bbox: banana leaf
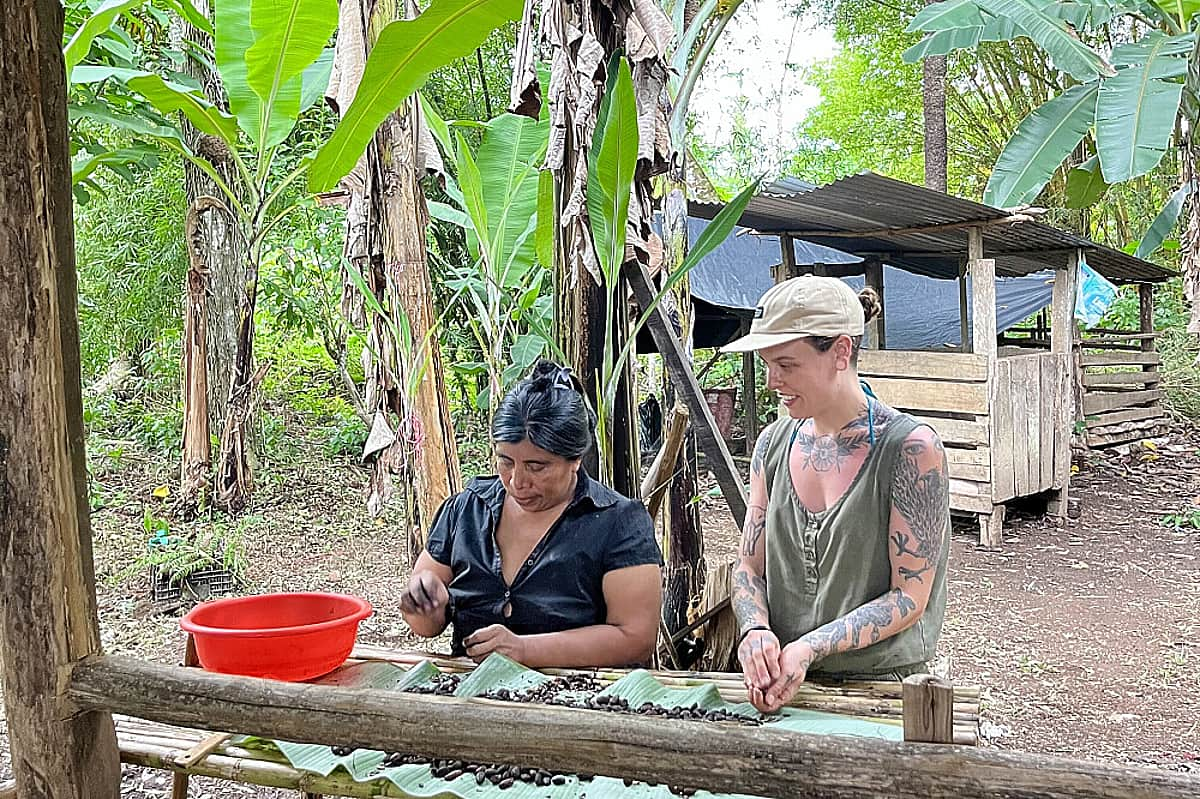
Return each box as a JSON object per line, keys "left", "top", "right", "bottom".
{"left": 124, "top": 73, "right": 240, "bottom": 142}
{"left": 905, "top": 0, "right": 987, "bottom": 32}
{"left": 250, "top": 654, "right": 902, "bottom": 799}
{"left": 64, "top": 0, "right": 146, "bottom": 72}
{"left": 587, "top": 56, "right": 639, "bottom": 285}
{"left": 244, "top": 0, "right": 338, "bottom": 146}
{"left": 1064, "top": 155, "right": 1109, "bottom": 209}
{"left": 1135, "top": 181, "right": 1193, "bottom": 258}
{"left": 1096, "top": 31, "right": 1194, "bottom": 184}
{"left": 983, "top": 83, "right": 1097, "bottom": 208}
{"left": 973, "top": 0, "right": 1114, "bottom": 81}
{"left": 902, "top": 17, "right": 1018, "bottom": 61}
{"left": 308, "top": 0, "right": 524, "bottom": 193}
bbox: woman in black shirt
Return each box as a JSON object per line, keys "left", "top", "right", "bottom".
{"left": 399, "top": 361, "right": 663, "bottom": 667}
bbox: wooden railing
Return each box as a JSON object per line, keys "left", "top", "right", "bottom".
{"left": 1076, "top": 330, "right": 1167, "bottom": 447}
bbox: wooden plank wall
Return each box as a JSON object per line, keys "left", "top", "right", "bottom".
{"left": 989, "top": 352, "right": 1068, "bottom": 502}
{"left": 1077, "top": 330, "right": 1168, "bottom": 447}
{"left": 857, "top": 350, "right": 992, "bottom": 514}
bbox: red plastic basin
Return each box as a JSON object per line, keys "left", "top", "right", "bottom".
{"left": 180, "top": 592, "right": 372, "bottom": 681}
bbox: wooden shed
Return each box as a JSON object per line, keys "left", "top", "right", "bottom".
{"left": 692, "top": 174, "right": 1174, "bottom": 546}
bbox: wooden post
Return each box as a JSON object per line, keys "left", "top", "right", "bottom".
{"left": 778, "top": 234, "right": 799, "bottom": 280}
{"left": 740, "top": 317, "right": 759, "bottom": 449}
{"left": 626, "top": 263, "right": 748, "bottom": 528}
{"left": 865, "top": 258, "right": 886, "bottom": 349}
{"left": 0, "top": 1, "right": 121, "bottom": 794}
{"left": 1047, "top": 250, "right": 1081, "bottom": 518}
{"left": 70, "top": 655, "right": 1200, "bottom": 799}
{"left": 969, "top": 228, "right": 1004, "bottom": 547}
{"left": 902, "top": 674, "right": 955, "bottom": 744}
{"left": 1140, "top": 282, "right": 1156, "bottom": 366}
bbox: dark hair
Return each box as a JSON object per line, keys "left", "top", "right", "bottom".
{"left": 809, "top": 287, "right": 882, "bottom": 366}
{"left": 491, "top": 360, "right": 595, "bottom": 460}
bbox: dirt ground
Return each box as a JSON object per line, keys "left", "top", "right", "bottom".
{"left": 1, "top": 424, "right": 1198, "bottom": 795}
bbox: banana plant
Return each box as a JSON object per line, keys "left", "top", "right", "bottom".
{"left": 68, "top": 0, "right": 523, "bottom": 509}
{"left": 904, "top": 1, "right": 1194, "bottom": 229}
{"left": 419, "top": 93, "right": 556, "bottom": 415}
{"left": 587, "top": 55, "right": 759, "bottom": 484}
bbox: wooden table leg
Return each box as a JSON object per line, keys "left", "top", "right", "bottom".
{"left": 171, "top": 634, "right": 201, "bottom": 799}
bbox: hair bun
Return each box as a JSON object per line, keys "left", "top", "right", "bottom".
{"left": 858, "top": 287, "right": 882, "bottom": 323}
{"left": 527, "top": 360, "right": 578, "bottom": 394}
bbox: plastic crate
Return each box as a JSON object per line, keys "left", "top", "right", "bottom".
{"left": 152, "top": 564, "right": 236, "bottom": 604}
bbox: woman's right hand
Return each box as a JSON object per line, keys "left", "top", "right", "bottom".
{"left": 738, "top": 628, "right": 781, "bottom": 711}
{"left": 400, "top": 569, "right": 450, "bottom": 618}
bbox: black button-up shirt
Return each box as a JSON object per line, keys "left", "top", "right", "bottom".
{"left": 426, "top": 471, "right": 661, "bottom": 656}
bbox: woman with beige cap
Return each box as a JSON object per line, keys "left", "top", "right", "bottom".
{"left": 721, "top": 275, "right": 950, "bottom": 713}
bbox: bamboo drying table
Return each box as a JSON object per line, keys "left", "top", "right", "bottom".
{"left": 115, "top": 644, "right": 981, "bottom": 799}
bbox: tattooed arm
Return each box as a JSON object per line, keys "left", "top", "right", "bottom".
{"left": 734, "top": 425, "right": 779, "bottom": 707}
{"left": 761, "top": 425, "right": 949, "bottom": 711}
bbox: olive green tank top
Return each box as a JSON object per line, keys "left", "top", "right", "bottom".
{"left": 761, "top": 411, "right": 949, "bottom": 678}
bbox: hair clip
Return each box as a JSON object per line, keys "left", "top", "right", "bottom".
{"left": 553, "top": 366, "right": 575, "bottom": 390}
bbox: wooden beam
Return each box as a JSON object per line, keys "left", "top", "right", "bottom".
{"left": 1047, "top": 251, "right": 1080, "bottom": 518}
{"left": 0, "top": 2, "right": 122, "bottom": 795}
{"left": 1081, "top": 351, "right": 1160, "bottom": 367}
{"left": 71, "top": 656, "right": 1200, "bottom": 799}
{"left": 1083, "top": 389, "right": 1163, "bottom": 416}
{"left": 776, "top": 233, "right": 798, "bottom": 282}
{"left": 958, "top": 264, "right": 969, "bottom": 352}
{"left": 626, "top": 264, "right": 747, "bottom": 528}
{"left": 782, "top": 212, "right": 1043, "bottom": 240}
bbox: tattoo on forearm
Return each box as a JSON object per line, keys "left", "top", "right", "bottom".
{"left": 742, "top": 505, "right": 766, "bottom": 557}
{"left": 804, "top": 589, "right": 917, "bottom": 659}
{"left": 731, "top": 567, "right": 769, "bottom": 631}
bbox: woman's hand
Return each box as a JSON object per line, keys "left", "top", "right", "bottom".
{"left": 463, "top": 624, "right": 527, "bottom": 663}
{"left": 400, "top": 569, "right": 449, "bottom": 619}
{"left": 762, "top": 640, "right": 815, "bottom": 713}
{"left": 738, "top": 629, "right": 781, "bottom": 711}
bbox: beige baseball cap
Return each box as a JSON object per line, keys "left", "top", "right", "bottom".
{"left": 721, "top": 275, "right": 864, "bottom": 353}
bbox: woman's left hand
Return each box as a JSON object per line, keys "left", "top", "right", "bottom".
{"left": 463, "top": 624, "right": 527, "bottom": 663}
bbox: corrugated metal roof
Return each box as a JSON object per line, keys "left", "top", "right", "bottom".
{"left": 691, "top": 172, "right": 1174, "bottom": 284}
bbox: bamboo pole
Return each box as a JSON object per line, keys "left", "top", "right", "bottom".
{"left": 75, "top": 655, "right": 1200, "bottom": 799}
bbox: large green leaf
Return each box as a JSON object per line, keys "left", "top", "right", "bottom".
{"left": 301, "top": 48, "right": 335, "bottom": 112}
{"left": 586, "top": 57, "right": 639, "bottom": 284}
{"left": 1064, "top": 155, "right": 1109, "bottom": 209}
{"left": 70, "top": 101, "right": 182, "bottom": 141}
{"left": 125, "top": 73, "right": 240, "bottom": 143}
{"left": 905, "top": 0, "right": 987, "bottom": 32}
{"left": 983, "top": 83, "right": 1097, "bottom": 208}
{"left": 477, "top": 113, "right": 549, "bottom": 285}
{"left": 64, "top": 0, "right": 146, "bottom": 72}
{"left": 161, "top": 0, "right": 214, "bottom": 35}
{"left": 71, "top": 143, "right": 160, "bottom": 186}
{"left": 902, "top": 17, "right": 1018, "bottom": 61}
{"left": 1136, "top": 181, "right": 1193, "bottom": 258}
{"left": 1096, "top": 32, "right": 1193, "bottom": 183}
{"left": 245, "top": 0, "right": 337, "bottom": 145}
{"left": 535, "top": 168, "right": 555, "bottom": 269}
{"left": 308, "top": 0, "right": 524, "bottom": 192}
{"left": 213, "top": 0, "right": 266, "bottom": 143}
{"left": 973, "top": 0, "right": 1114, "bottom": 81}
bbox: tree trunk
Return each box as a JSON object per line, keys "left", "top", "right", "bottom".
{"left": 334, "top": 0, "right": 461, "bottom": 551}
{"left": 0, "top": 1, "right": 121, "bottom": 794}
{"left": 179, "top": 197, "right": 230, "bottom": 515}
{"left": 177, "top": 0, "right": 244, "bottom": 436}
{"left": 214, "top": 258, "right": 263, "bottom": 512}
{"left": 922, "top": 15, "right": 948, "bottom": 194}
